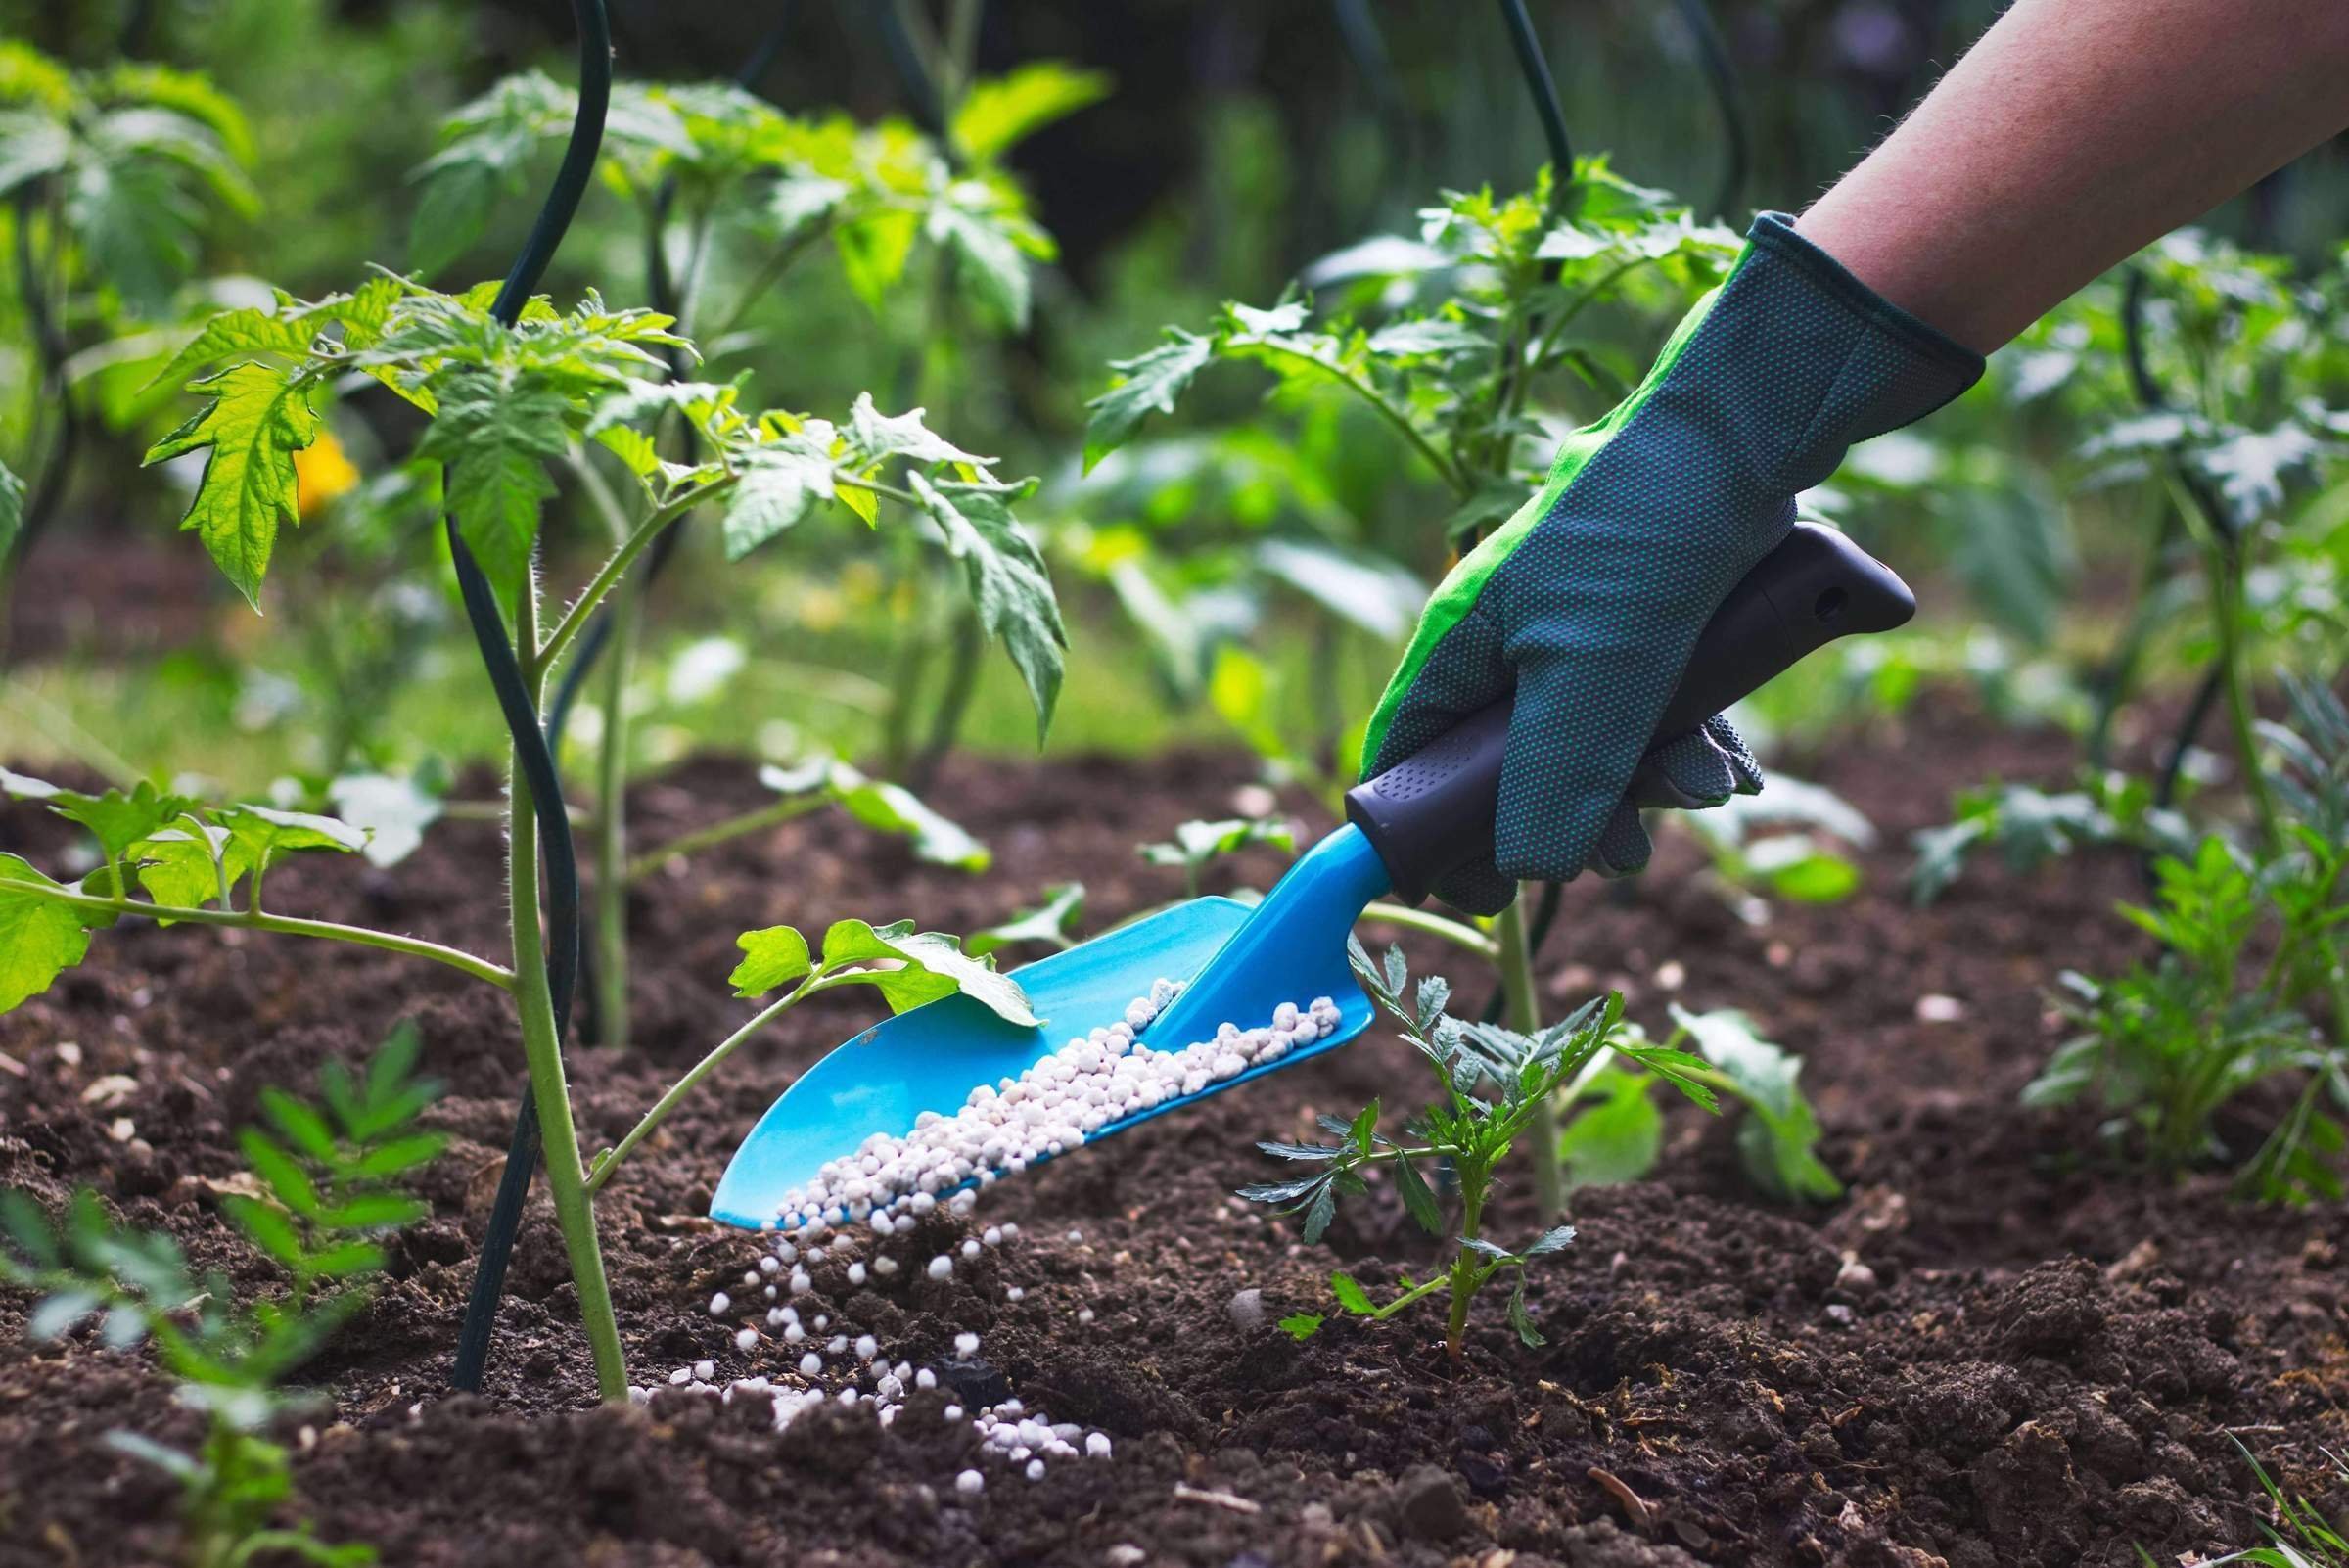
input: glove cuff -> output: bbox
[1747,211,1984,389]
[1703,212,1986,489]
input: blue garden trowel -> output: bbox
[711,524,1912,1228]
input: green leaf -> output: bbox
[730,925,813,998]
[130,823,253,913]
[259,1088,336,1162]
[835,207,920,312]
[1670,1004,1841,1202]
[1507,1272,1544,1348]
[845,393,988,468]
[1085,329,1214,471]
[760,759,992,873]
[1392,1152,1445,1236]
[1556,1067,1664,1188]
[104,1431,200,1481]
[815,918,1038,1028]
[413,368,568,601]
[906,473,1066,743]
[46,781,192,862]
[1329,1271,1374,1315]
[239,1130,320,1216]
[315,1193,429,1231]
[721,441,837,560]
[144,360,320,607]
[1275,1312,1323,1341]
[950,62,1110,161]
[348,1133,449,1180]
[223,1193,307,1269]
[966,882,1084,957]
[0,854,94,1014]
[929,191,1036,327]
[1523,1223,1576,1257]
[215,805,367,874]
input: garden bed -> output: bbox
[3,707,2342,1568]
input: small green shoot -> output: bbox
[0,1027,440,1568]
[1241,942,1716,1360]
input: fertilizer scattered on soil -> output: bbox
[650,985,1340,1485]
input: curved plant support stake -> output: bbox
[1671,0,1749,220]
[1496,0,1573,203]
[1329,0,1418,186]
[450,0,616,1399]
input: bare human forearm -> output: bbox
[1797,0,2349,354]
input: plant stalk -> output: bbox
[1495,890,1564,1216]
[592,576,641,1050]
[507,591,628,1401]
[1360,901,1498,959]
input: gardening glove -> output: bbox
[1361,211,1983,915]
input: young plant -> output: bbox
[2189,1443,2349,1568]
[0,1026,442,1568]
[1677,775,1877,912]
[1911,769,2197,904]
[1088,160,1742,1211]
[2026,679,2349,1200]
[1554,1004,1841,1202]
[408,53,1093,1042]
[0,234,1059,1399]
[1245,943,1715,1360]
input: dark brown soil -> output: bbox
[3,708,2343,1568]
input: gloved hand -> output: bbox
[1361,211,1982,915]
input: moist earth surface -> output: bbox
[2,708,2342,1568]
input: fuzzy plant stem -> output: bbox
[508,579,628,1400]
[1495,892,1564,1216]
[625,793,827,884]
[2203,536,2281,854]
[592,576,641,1051]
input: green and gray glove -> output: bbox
[1362,211,1983,915]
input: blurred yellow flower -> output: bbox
[294,430,360,519]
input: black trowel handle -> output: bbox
[1345,523,1914,905]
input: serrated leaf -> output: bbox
[730,925,813,998]
[1329,1271,1373,1314]
[1523,1223,1576,1257]
[846,393,988,467]
[414,368,567,601]
[906,473,1065,743]
[722,444,836,559]
[45,780,191,861]
[315,1193,428,1231]
[1393,1153,1445,1236]
[0,854,94,1014]
[1276,1312,1323,1341]
[222,1193,307,1268]
[1085,329,1213,471]
[815,917,1038,1027]
[348,1132,449,1180]
[215,805,367,874]
[1302,1180,1337,1243]
[145,360,320,607]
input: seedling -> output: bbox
[1140,816,1297,899]
[407,45,1095,1044]
[1245,943,1715,1360]
[1911,770,2196,904]
[2026,678,2349,1201]
[0,1027,441,1568]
